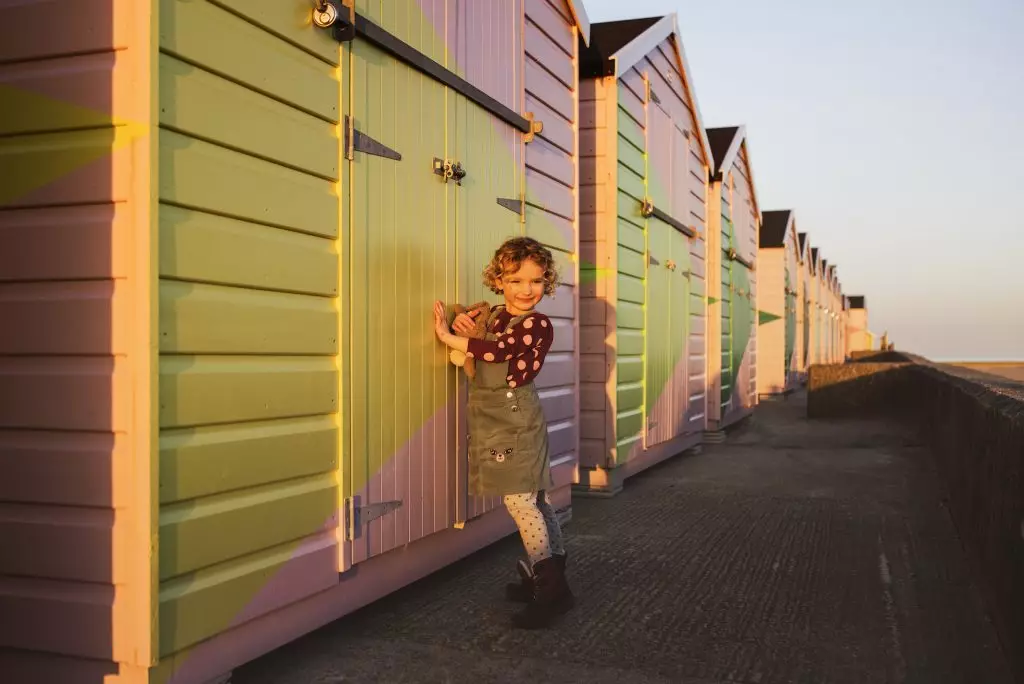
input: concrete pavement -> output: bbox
[233,393,1012,684]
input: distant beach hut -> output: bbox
[705,125,761,432]
[575,14,712,495]
[757,210,801,395]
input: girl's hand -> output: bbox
[452,310,479,334]
[433,301,452,345]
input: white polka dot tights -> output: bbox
[503,490,565,567]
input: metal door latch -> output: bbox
[433,158,467,185]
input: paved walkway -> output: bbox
[234,393,1012,684]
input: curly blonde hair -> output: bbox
[483,236,560,297]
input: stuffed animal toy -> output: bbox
[448,300,492,379]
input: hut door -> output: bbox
[721,222,734,419]
[784,270,796,379]
[342,1,525,561]
[802,293,810,369]
[644,101,675,448]
[669,121,694,439]
[730,261,754,414]
[450,0,524,524]
[451,92,523,523]
[345,37,460,566]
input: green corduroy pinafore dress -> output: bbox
[463,305,553,497]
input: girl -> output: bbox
[432,236,574,629]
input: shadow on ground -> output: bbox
[233,393,1012,684]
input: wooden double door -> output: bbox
[340,2,527,566]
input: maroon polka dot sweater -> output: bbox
[466,310,553,387]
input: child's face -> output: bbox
[498,258,545,314]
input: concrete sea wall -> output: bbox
[808,354,1024,683]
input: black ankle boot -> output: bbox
[511,554,574,629]
[505,553,570,604]
[505,558,534,603]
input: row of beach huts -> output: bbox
[0,1,875,682]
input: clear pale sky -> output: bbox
[584,0,1023,361]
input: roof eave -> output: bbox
[710,126,744,180]
[566,0,592,46]
[741,136,763,221]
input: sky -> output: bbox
[583,0,1024,361]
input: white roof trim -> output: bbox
[713,125,763,233]
[788,215,800,259]
[566,0,591,46]
[737,132,763,222]
[608,14,712,169]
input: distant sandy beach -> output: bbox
[946,362,1024,383]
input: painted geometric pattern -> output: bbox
[617,71,700,460]
[1,0,577,680]
[729,260,754,405]
[719,217,753,412]
[158,0,581,679]
[784,267,797,376]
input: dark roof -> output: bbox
[706,126,740,177]
[810,247,819,262]
[797,232,808,253]
[760,210,791,248]
[848,296,866,309]
[579,17,661,78]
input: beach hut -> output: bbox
[705,126,760,434]
[0,0,591,682]
[809,246,824,365]
[796,232,811,380]
[756,210,801,396]
[839,283,849,359]
[829,268,843,362]
[847,296,872,355]
[575,15,712,495]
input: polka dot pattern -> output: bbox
[463,310,555,387]
[503,491,566,566]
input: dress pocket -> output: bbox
[469,430,535,495]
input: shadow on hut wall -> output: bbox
[807,357,1024,683]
